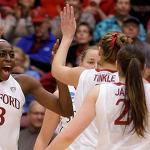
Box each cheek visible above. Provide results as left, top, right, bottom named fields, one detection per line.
left=84, top=62, right=95, bottom=69
left=123, top=27, right=128, bottom=33
left=12, top=60, right=16, bottom=67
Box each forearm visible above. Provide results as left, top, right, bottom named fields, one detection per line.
left=57, top=80, right=74, bottom=117
left=45, top=136, right=72, bottom=150
left=52, top=36, right=73, bottom=78
left=34, top=109, right=60, bottom=150
left=34, top=135, right=48, bottom=150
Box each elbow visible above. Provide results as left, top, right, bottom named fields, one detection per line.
left=51, top=64, right=56, bottom=77
left=61, top=133, right=75, bottom=147
left=51, top=63, right=59, bottom=79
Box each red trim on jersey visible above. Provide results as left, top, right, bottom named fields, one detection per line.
left=95, top=68, right=117, bottom=73
left=114, top=82, right=125, bottom=86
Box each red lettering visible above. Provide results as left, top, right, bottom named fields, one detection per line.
left=3, top=94, right=9, bottom=104
left=114, top=99, right=131, bottom=125
left=0, top=107, right=6, bottom=125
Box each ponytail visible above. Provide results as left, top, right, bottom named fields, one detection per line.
left=117, top=44, right=148, bottom=137
left=126, top=58, right=148, bottom=137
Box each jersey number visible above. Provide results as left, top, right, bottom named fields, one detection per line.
left=0, top=107, right=6, bottom=125
left=114, top=99, right=131, bottom=125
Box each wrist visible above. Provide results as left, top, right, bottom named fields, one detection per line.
left=62, top=36, right=73, bottom=43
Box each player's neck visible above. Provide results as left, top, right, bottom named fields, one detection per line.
left=119, top=76, right=125, bottom=84
left=100, top=62, right=116, bottom=71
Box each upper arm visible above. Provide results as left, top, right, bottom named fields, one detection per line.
left=17, top=74, right=73, bottom=117
left=52, top=66, right=85, bottom=87
left=16, top=75, right=63, bottom=115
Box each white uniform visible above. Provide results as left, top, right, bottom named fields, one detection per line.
left=0, top=75, right=25, bottom=150
left=70, top=69, right=119, bottom=150
left=95, top=82, right=150, bottom=150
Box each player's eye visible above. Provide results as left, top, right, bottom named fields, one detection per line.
left=0, top=52, right=7, bottom=58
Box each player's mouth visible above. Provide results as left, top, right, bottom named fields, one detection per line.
left=1, top=66, right=12, bottom=80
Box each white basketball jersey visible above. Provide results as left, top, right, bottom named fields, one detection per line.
left=70, top=69, right=119, bottom=150
left=95, top=83, right=150, bottom=150
left=0, top=75, right=25, bottom=150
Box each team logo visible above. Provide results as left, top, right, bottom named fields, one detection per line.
left=10, top=87, right=16, bottom=92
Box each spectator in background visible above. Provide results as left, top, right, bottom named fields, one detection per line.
left=16, top=7, right=56, bottom=73
left=130, top=0, right=150, bottom=28
left=51, top=0, right=96, bottom=39
left=147, top=19, right=150, bottom=44
left=18, top=101, right=46, bottom=150
left=83, top=0, right=115, bottom=23
left=122, top=16, right=150, bottom=82
left=66, top=22, right=93, bottom=67
left=2, top=0, right=34, bottom=44
left=0, top=0, right=16, bottom=7
left=93, top=0, right=146, bottom=42
left=12, top=47, right=41, bottom=128
left=13, top=47, right=40, bottom=79
left=41, top=0, right=64, bottom=19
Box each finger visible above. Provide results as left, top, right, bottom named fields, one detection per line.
left=66, top=4, right=70, bottom=19
left=70, top=6, right=74, bottom=21
left=63, top=6, right=67, bottom=19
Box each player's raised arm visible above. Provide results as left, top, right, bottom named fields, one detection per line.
left=51, top=4, right=84, bottom=87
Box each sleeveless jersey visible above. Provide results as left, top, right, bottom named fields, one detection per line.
left=0, top=75, right=25, bottom=150
left=70, top=69, right=119, bottom=150
left=95, top=83, right=150, bottom=150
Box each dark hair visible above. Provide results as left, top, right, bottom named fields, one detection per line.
left=99, top=32, right=131, bottom=64
left=76, top=22, right=93, bottom=36
left=117, top=44, right=148, bottom=137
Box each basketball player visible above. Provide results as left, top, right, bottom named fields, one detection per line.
left=0, top=39, right=73, bottom=150
left=51, top=4, right=132, bottom=149
left=34, top=46, right=100, bottom=150
left=47, top=44, right=150, bottom=150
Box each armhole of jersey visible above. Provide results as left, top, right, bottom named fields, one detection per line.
left=77, top=69, right=91, bottom=87
left=10, top=75, right=25, bottom=105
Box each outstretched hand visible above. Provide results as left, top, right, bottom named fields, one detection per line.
left=60, top=4, right=76, bottom=39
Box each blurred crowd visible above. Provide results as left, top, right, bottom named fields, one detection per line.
left=0, top=0, right=150, bottom=149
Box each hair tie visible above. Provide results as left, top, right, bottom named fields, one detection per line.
left=110, top=33, right=118, bottom=49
